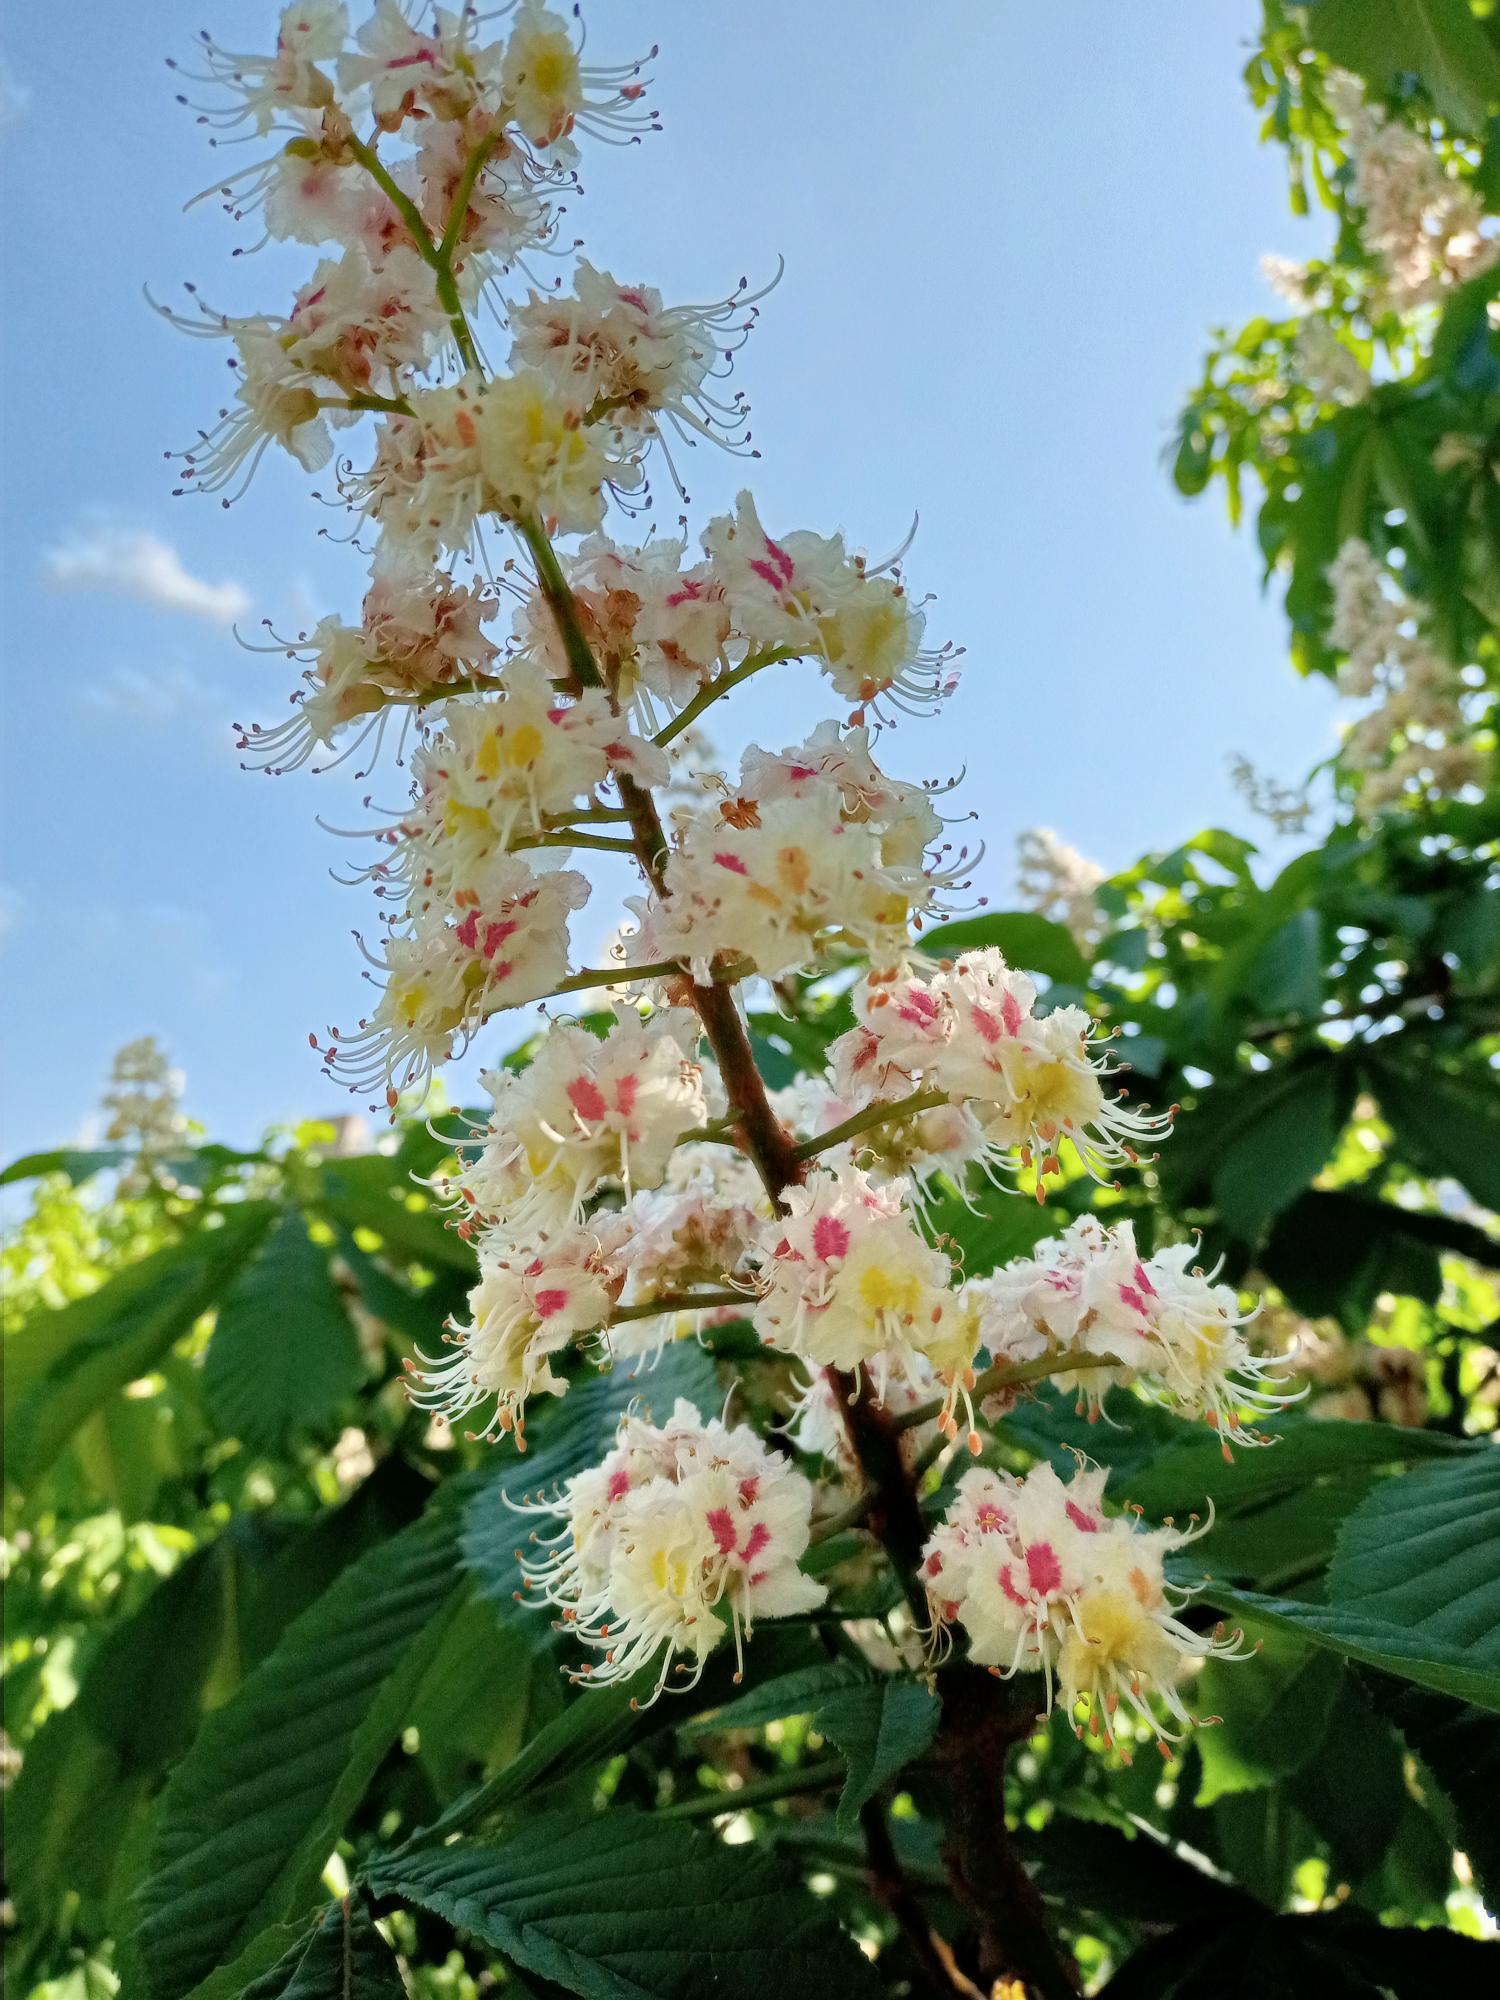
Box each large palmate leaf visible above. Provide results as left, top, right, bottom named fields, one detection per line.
left=1202, top=1450, right=1500, bottom=1712
left=0, top=1146, right=129, bottom=1186
left=203, top=1206, right=364, bottom=1453
left=1366, top=1053, right=1500, bottom=1209
left=5, top=1204, right=276, bottom=1487
left=1368, top=1677, right=1500, bottom=1907
left=308, top=1153, right=473, bottom=1273
left=1193, top=1626, right=1343, bottom=1806
left=366, top=1808, right=882, bottom=1999
left=8, top=1462, right=431, bottom=1957
left=135, top=1487, right=466, bottom=2000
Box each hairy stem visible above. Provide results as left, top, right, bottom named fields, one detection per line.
left=934, top=1667, right=1080, bottom=1998
left=609, top=1288, right=755, bottom=1325
left=651, top=645, right=800, bottom=748
left=794, top=1086, right=951, bottom=1161
left=892, top=1345, right=1126, bottom=1433
left=860, top=1798, right=979, bottom=1998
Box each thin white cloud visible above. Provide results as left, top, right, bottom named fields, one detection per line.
left=0, top=53, right=31, bottom=129
left=45, top=526, right=250, bottom=626
left=78, top=665, right=219, bottom=726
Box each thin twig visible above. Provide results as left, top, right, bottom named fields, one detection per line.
left=795, top=1087, right=950, bottom=1161
left=658, top=1758, right=845, bottom=1819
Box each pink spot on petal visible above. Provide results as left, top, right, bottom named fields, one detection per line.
left=812, top=1215, right=851, bottom=1262
left=1025, top=1542, right=1062, bottom=1596
left=566, top=1077, right=609, bottom=1123
left=705, top=1506, right=737, bottom=1555
left=533, top=1288, right=570, bottom=1320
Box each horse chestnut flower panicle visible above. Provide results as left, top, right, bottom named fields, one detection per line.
left=923, top=1461, right=1247, bottom=1754
left=514, top=1400, right=825, bottom=1703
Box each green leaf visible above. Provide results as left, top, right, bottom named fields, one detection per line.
left=1102, top=1909, right=1500, bottom=1998
left=917, top=911, right=1090, bottom=986
left=241, top=1898, right=407, bottom=2000
left=682, top=1661, right=864, bottom=1737
left=683, top=1663, right=938, bottom=1829
left=4, top=1205, right=276, bottom=1487
left=1366, top=1054, right=1500, bottom=1208
left=204, top=1207, right=364, bottom=1453
left=136, top=1489, right=467, bottom=2000
left=1240, top=910, right=1324, bottom=1019
left=1194, top=1625, right=1342, bottom=1804
left=1368, top=1677, right=1500, bottom=1906
left=1263, top=1188, right=1498, bottom=1325
left=1305, top=0, right=1500, bottom=131
left=1286, top=1673, right=1410, bottom=1887
left=1128, top=1414, right=1475, bottom=1520
left=0, top=1146, right=129, bottom=1186
left=366, top=1808, right=882, bottom=1999
left=309, top=1153, right=473, bottom=1273
left=1203, top=1450, right=1500, bottom=1711
left=816, top=1677, right=940, bottom=1830
left=1209, top=1062, right=1347, bottom=1240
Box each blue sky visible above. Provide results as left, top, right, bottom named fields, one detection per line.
left=0, top=1, right=1334, bottom=1160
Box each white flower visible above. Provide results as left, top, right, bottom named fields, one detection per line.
left=752, top=1160, right=974, bottom=1414
left=641, top=792, right=921, bottom=983
left=512, top=261, right=756, bottom=475
left=500, top=2, right=654, bottom=155
left=1327, top=539, right=1486, bottom=814
left=923, top=1459, right=1245, bottom=1751
left=523, top=536, right=733, bottom=712
left=473, top=368, right=631, bottom=535
left=516, top=1399, right=825, bottom=1701
left=1330, top=76, right=1499, bottom=310
left=446, top=1007, right=705, bottom=1230
left=173, top=4, right=347, bottom=137
left=372, top=661, right=664, bottom=900
left=1014, top=827, right=1103, bottom=950
left=829, top=952, right=1174, bottom=1192
left=701, top=492, right=957, bottom=715
left=238, top=553, right=500, bottom=774
left=101, top=1036, right=188, bottom=1156
left=323, top=853, right=588, bottom=1106
left=169, top=249, right=449, bottom=499
left=405, top=1220, right=624, bottom=1444
left=977, top=1217, right=1292, bottom=1445
left=338, top=0, right=501, bottom=128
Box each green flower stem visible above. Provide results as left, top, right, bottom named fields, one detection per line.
left=794, top=1087, right=951, bottom=1161
left=545, top=961, right=681, bottom=996
left=809, top=1490, right=875, bottom=1543
left=652, top=646, right=802, bottom=749
left=346, top=131, right=481, bottom=371
left=438, top=134, right=501, bottom=263
left=657, top=1758, right=846, bottom=1820
left=511, top=830, right=640, bottom=857
left=609, top=1289, right=757, bottom=1325
left=892, top=1345, right=1126, bottom=1434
